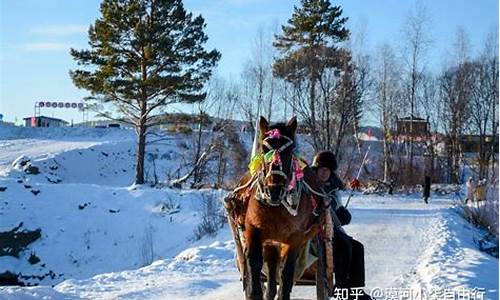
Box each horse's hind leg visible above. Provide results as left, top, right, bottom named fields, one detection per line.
left=263, top=245, right=279, bottom=300
left=245, top=226, right=263, bottom=300
left=278, top=249, right=298, bottom=300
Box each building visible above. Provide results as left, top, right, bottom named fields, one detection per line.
left=396, top=116, right=429, bottom=137
left=459, top=135, right=499, bottom=153
left=23, top=116, right=68, bottom=127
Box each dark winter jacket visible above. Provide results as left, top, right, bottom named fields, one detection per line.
left=321, top=173, right=351, bottom=226
left=423, top=176, right=431, bottom=198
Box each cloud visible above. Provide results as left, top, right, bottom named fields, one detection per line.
left=29, top=25, right=88, bottom=36
left=23, top=42, right=73, bottom=52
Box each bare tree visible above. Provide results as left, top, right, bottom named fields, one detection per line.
left=241, top=25, right=280, bottom=123
left=469, top=31, right=499, bottom=178
left=400, top=2, right=432, bottom=177
left=373, top=43, right=402, bottom=182
left=439, top=60, right=475, bottom=183
left=420, top=73, right=442, bottom=180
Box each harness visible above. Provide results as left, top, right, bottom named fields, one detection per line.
left=241, top=128, right=333, bottom=217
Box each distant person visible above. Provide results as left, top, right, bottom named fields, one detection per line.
left=423, top=176, right=431, bottom=204
left=387, top=179, right=394, bottom=195
left=350, top=178, right=361, bottom=191
left=466, top=177, right=476, bottom=203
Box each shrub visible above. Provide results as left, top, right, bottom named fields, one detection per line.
left=140, top=225, right=154, bottom=267
left=193, top=192, right=226, bottom=240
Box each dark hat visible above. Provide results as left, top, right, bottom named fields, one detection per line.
left=312, top=150, right=338, bottom=172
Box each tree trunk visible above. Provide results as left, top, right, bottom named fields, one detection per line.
left=135, top=123, right=147, bottom=184
left=383, top=135, right=389, bottom=182
left=309, top=75, right=318, bottom=151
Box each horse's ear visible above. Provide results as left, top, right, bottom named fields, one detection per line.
left=287, top=116, right=297, bottom=134
left=259, top=116, right=269, bottom=135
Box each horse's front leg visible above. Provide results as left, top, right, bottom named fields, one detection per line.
left=263, top=245, right=279, bottom=300
left=279, top=249, right=298, bottom=300
left=244, top=226, right=263, bottom=300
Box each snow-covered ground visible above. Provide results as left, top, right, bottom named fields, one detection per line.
left=0, top=126, right=498, bottom=299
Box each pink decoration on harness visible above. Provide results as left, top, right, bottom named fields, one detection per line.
left=295, top=159, right=304, bottom=180
left=287, top=174, right=296, bottom=191
left=266, top=129, right=281, bottom=139
left=287, top=158, right=304, bottom=191
left=272, top=151, right=282, bottom=166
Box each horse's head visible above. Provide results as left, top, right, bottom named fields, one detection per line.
left=257, top=116, right=297, bottom=206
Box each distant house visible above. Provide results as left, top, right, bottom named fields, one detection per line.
left=396, top=116, right=429, bottom=137
left=459, top=134, right=499, bottom=153
left=23, top=116, right=68, bottom=128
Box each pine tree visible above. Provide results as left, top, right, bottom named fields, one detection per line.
left=70, top=0, right=221, bottom=184
left=274, top=0, right=349, bottom=80
left=273, top=0, right=355, bottom=153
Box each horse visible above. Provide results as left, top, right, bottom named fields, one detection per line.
left=236, top=116, right=327, bottom=300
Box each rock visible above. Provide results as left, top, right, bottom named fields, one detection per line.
left=0, top=187, right=7, bottom=192
left=46, top=174, right=62, bottom=184
left=28, top=252, right=40, bottom=265
left=11, top=155, right=30, bottom=169
left=31, top=190, right=40, bottom=196
left=0, top=223, right=41, bottom=257
left=78, top=203, right=89, bottom=210
left=23, top=164, right=40, bottom=175
left=0, top=271, right=24, bottom=286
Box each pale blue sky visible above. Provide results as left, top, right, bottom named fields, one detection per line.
left=0, top=0, right=497, bottom=124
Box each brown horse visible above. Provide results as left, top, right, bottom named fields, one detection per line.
left=237, top=116, right=326, bottom=300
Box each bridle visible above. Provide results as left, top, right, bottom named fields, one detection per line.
left=253, top=128, right=305, bottom=215
left=235, top=128, right=334, bottom=216
left=260, top=129, right=295, bottom=186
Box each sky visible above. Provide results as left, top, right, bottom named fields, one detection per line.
left=0, top=0, right=498, bottom=124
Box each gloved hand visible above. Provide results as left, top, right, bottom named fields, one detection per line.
left=335, top=206, right=351, bottom=226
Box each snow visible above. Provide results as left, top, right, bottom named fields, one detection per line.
left=0, top=126, right=498, bottom=299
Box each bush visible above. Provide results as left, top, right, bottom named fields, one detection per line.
left=140, top=225, right=154, bottom=267
left=462, top=200, right=499, bottom=236
left=193, top=192, right=226, bottom=240
left=460, top=177, right=499, bottom=257
left=167, top=124, right=193, bottom=134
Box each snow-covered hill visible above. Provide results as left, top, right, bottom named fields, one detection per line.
left=0, top=126, right=498, bottom=300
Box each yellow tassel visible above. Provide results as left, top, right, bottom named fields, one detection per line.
left=296, top=156, right=309, bottom=169
left=248, top=155, right=263, bottom=175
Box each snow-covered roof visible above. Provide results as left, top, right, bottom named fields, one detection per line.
left=22, top=116, right=69, bottom=123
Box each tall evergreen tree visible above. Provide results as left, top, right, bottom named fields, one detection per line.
left=70, top=0, right=220, bottom=184
left=274, top=0, right=358, bottom=154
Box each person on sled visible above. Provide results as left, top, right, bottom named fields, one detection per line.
left=312, top=150, right=371, bottom=300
